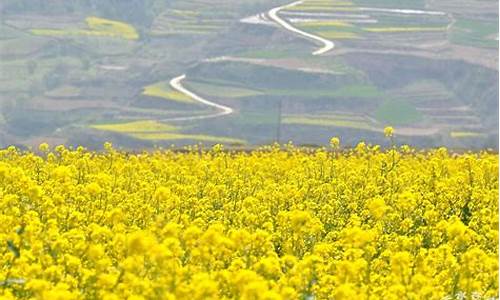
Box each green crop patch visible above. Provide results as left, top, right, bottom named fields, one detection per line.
left=130, top=132, right=245, bottom=144
left=91, top=120, right=178, bottom=133
left=185, top=81, right=263, bottom=98
left=450, top=18, right=498, bottom=48
left=283, top=115, right=373, bottom=130
left=267, top=84, right=383, bottom=99
left=375, top=100, right=422, bottom=125
left=450, top=131, right=487, bottom=139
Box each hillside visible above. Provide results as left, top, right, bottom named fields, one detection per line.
left=0, top=0, right=498, bottom=149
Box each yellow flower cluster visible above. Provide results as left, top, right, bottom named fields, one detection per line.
left=30, top=17, right=139, bottom=40
left=0, top=143, right=497, bottom=299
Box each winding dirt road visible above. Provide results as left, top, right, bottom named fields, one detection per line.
left=267, top=0, right=335, bottom=55
left=166, top=0, right=335, bottom=123
left=163, top=2, right=459, bottom=124
left=160, top=74, right=234, bottom=122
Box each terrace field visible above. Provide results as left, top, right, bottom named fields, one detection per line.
left=90, top=119, right=245, bottom=145
left=0, top=0, right=497, bottom=149
left=30, top=17, right=139, bottom=40
left=142, top=82, right=194, bottom=104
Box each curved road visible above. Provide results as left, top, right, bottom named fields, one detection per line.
left=160, top=74, right=233, bottom=122
left=268, top=0, right=335, bottom=55
left=163, top=3, right=452, bottom=123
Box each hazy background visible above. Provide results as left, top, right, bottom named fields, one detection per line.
left=0, top=0, right=498, bottom=150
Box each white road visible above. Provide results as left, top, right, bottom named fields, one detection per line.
left=267, top=0, right=335, bottom=56
left=357, top=7, right=446, bottom=16
left=162, top=3, right=452, bottom=123
left=161, top=74, right=234, bottom=122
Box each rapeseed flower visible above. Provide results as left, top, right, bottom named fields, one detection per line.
left=0, top=142, right=495, bottom=299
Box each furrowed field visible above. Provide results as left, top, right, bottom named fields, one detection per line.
left=0, top=138, right=497, bottom=299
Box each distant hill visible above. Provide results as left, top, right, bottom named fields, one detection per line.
left=0, top=0, right=497, bottom=150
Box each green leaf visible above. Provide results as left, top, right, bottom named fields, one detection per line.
left=7, top=240, right=20, bottom=258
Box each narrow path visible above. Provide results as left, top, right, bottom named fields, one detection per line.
left=357, top=7, right=446, bottom=16
left=161, top=3, right=454, bottom=123
left=160, top=74, right=233, bottom=122
left=267, top=0, right=335, bottom=56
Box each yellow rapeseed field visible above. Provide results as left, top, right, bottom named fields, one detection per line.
left=0, top=133, right=497, bottom=299
left=31, top=17, right=139, bottom=40
left=142, top=83, right=194, bottom=104
left=85, top=17, right=139, bottom=40
left=90, top=121, right=178, bottom=134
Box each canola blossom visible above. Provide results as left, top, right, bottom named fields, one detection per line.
left=0, top=141, right=497, bottom=299
left=30, top=17, right=139, bottom=40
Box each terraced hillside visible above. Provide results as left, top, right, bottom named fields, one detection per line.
left=0, top=0, right=497, bottom=149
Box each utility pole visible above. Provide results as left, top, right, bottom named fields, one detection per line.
left=276, top=99, right=282, bottom=144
